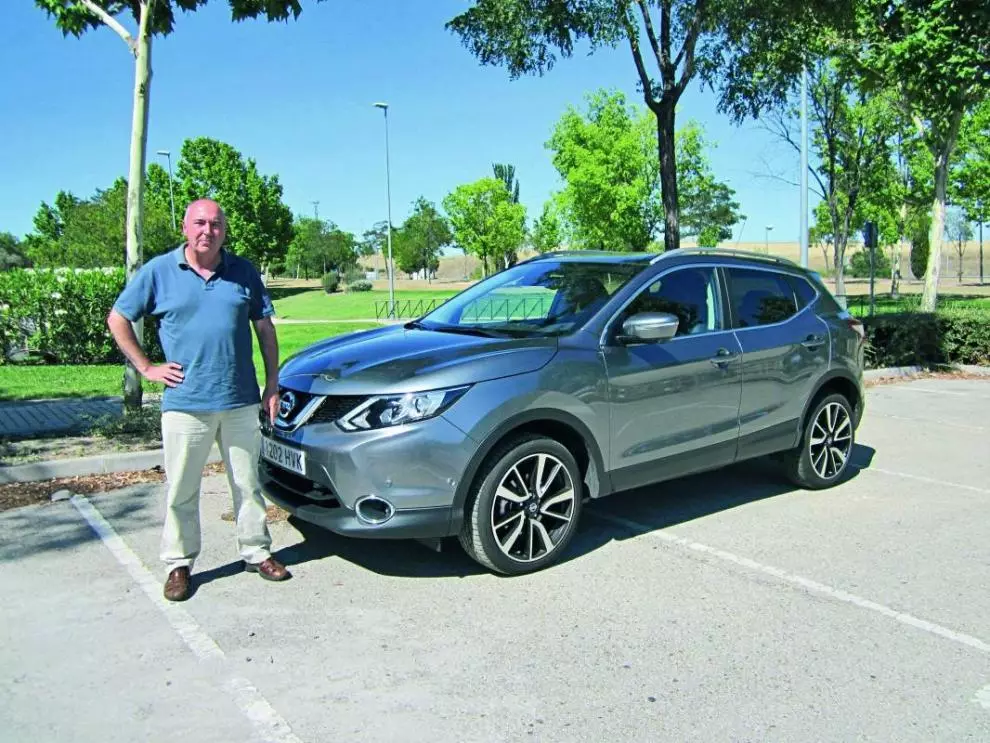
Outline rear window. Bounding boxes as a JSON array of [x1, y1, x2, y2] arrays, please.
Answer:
[[788, 275, 818, 309], [726, 268, 798, 327]]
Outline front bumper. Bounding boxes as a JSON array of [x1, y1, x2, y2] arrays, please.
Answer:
[[260, 465, 455, 538], [257, 411, 473, 540]]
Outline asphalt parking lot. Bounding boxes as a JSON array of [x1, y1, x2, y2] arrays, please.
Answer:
[[1, 377, 988, 742]]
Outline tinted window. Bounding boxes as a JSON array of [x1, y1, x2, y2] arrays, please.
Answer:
[[727, 268, 798, 327], [622, 268, 720, 337], [788, 275, 818, 309]]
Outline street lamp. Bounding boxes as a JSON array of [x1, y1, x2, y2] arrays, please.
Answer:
[[373, 102, 396, 319], [765, 224, 774, 254], [156, 149, 177, 232]]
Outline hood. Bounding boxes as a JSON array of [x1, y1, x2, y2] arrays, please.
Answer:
[[278, 324, 557, 395]]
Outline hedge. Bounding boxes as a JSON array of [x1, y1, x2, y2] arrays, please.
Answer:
[[0, 268, 164, 365], [863, 310, 990, 369]]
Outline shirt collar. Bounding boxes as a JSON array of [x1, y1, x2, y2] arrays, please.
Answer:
[[175, 244, 229, 273]]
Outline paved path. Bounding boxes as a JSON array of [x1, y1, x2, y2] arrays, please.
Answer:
[[0, 398, 125, 438]]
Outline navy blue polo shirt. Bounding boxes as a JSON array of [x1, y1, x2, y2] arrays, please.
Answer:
[[113, 246, 275, 412]]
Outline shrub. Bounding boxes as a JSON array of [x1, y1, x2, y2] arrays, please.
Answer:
[[848, 247, 891, 279], [346, 280, 372, 292], [863, 309, 990, 369], [909, 231, 929, 280], [0, 268, 164, 365], [343, 267, 367, 284], [322, 273, 340, 294]]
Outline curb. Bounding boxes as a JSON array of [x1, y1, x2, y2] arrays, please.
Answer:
[[0, 446, 222, 485], [863, 363, 990, 381]]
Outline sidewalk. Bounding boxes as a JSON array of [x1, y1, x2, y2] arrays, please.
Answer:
[[0, 397, 126, 438]]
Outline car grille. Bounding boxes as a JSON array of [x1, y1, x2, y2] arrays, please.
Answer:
[[309, 395, 367, 425], [261, 461, 340, 507]]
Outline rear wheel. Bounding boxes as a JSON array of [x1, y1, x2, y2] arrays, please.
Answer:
[[459, 434, 582, 575], [784, 393, 855, 489]]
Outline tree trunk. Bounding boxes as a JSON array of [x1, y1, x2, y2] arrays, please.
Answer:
[[123, 1, 154, 412], [655, 99, 679, 252], [833, 238, 847, 299], [920, 113, 963, 312]]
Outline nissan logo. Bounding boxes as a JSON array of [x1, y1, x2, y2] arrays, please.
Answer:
[[278, 391, 297, 420]]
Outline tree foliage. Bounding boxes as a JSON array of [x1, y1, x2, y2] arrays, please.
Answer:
[[443, 178, 526, 276], [447, 0, 853, 251], [284, 217, 358, 280], [173, 137, 294, 271], [394, 198, 453, 279]]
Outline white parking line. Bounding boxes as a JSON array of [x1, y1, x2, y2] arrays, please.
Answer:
[[71, 495, 303, 743], [590, 510, 990, 656], [975, 685, 990, 710], [852, 465, 990, 495]]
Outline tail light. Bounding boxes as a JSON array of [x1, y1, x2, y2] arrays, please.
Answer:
[[842, 313, 865, 343]]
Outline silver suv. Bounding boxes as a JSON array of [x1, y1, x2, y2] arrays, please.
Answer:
[[259, 248, 865, 575]]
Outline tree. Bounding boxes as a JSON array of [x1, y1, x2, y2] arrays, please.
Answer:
[[448, 0, 852, 252], [677, 121, 743, 246], [359, 221, 389, 274], [0, 233, 30, 271], [953, 101, 990, 284], [531, 201, 563, 254], [492, 163, 521, 265], [858, 0, 990, 310], [944, 208, 973, 282], [547, 90, 661, 251], [394, 198, 453, 280], [763, 58, 898, 296], [443, 178, 527, 276], [22, 176, 176, 268], [173, 137, 294, 274], [36, 0, 318, 410], [284, 217, 357, 279]]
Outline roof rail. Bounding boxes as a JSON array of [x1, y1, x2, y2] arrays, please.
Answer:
[[652, 247, 802, 268]]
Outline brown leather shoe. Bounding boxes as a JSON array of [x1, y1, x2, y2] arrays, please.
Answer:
[[163, 567, 191, 602], [244, 557, 291, 582]]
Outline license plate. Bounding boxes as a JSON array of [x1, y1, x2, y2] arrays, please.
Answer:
[[261, 436, 306, 475]]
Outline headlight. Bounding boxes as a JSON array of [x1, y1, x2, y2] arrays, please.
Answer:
[[337, 386, 470, 431]]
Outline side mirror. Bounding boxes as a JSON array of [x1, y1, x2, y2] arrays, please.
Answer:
[[619, 312, 679, 343]]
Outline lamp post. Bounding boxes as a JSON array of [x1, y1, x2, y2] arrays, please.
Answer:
[[373, 102, 396, 318], [155, 149, 177, 232], [765, 224, 774, 254]]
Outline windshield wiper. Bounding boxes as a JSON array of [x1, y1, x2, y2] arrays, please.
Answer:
[[404, 319, 429, 330], [428, 324, 507, 338]]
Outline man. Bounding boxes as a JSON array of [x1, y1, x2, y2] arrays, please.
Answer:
[[107, 199, 290, 602]]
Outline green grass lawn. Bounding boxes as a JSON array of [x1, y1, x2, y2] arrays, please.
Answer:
[[0, 322, 380, 401], [274, 289, 459, 321], [847, 293, 990, 316]]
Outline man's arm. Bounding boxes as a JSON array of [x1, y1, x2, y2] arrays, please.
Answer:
[[253, 316, 280, 423], [106, 309, 185, 387]]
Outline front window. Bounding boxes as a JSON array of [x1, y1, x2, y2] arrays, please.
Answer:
[[415, 259, 649, 337]]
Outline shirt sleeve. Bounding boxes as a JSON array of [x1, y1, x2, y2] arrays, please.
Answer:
[[112, 263, 157, 321], [248, 266, 276, 321]]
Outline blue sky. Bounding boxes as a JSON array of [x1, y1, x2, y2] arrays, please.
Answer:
[[1, 1, 805, 247]]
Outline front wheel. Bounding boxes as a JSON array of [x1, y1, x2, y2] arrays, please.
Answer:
[[459, 435, 583, 575], [784, 393, 856, 489]]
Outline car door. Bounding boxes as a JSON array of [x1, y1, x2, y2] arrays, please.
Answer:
[[723, 266, 830, 459], [602, 266, 743, 492]]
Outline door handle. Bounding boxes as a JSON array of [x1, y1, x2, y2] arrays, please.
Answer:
[[801, 334, 826, 350], [710, 348, 738, 368]]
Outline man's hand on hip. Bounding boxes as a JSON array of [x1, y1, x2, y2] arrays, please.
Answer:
[[143, 362, 185, 387]]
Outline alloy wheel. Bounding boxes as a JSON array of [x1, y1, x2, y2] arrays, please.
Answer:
[[808, 401, 852, 480], [490, 452, 577, 563]]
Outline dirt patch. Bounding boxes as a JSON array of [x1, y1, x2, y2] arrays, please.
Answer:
[[864, 369, 990, 387], [0, 460, 289, 523]]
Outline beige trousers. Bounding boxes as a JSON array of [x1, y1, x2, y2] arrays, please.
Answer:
[[160, 404, 271, 570]]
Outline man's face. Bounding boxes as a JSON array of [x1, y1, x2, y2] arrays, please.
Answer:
[[183, 201, 226, 256]]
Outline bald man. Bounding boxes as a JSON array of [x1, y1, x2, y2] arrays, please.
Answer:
[[108, 199, 290, 601]]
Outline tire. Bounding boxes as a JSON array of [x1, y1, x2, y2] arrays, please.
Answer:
[[459, 434, 583, 575], [784, 393, 856, 490]]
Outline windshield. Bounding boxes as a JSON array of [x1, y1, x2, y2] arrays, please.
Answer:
[[415, 259, 649, 337]]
